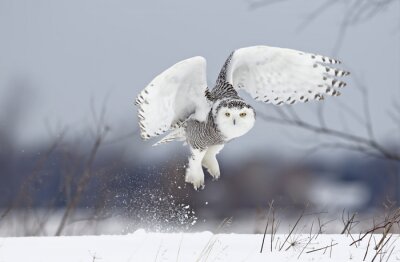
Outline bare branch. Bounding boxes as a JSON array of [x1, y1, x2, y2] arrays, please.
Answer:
[[55, 104, 110, 236], [0, 129, 66, 222], [249, 0, 398, 53], [258, 111, 400, 161]]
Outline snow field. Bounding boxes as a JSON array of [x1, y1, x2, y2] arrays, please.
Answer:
[[0, 230, 399, 262]]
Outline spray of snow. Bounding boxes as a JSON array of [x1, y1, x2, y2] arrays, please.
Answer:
[[102, 163, 197, 232]]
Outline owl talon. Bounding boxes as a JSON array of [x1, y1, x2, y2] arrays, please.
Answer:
[[211, 174, 220, 181], [208, 168, 220, 181], [185, 171, 204, 190]]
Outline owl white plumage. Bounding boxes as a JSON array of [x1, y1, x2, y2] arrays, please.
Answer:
[[135, 46, 350, 189]]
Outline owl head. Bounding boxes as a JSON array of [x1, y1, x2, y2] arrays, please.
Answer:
[[213, 100, 256, 140]]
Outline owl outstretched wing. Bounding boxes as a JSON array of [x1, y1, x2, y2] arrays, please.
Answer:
[[219, 46, 350, 105], [135, 56, 209, 140]]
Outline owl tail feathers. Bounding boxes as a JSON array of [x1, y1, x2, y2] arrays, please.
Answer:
[[152, 128, 186, 147]]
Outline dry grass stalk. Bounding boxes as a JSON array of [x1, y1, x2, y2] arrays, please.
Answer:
[[260, 200, 274, 253], [306, 242, 338, 254], [279, 207, 306, 251]]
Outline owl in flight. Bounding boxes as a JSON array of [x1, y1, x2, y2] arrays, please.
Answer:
[[135, 46, 349, 189]]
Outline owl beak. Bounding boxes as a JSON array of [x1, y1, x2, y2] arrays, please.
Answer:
[[233, 119, 236, 125]]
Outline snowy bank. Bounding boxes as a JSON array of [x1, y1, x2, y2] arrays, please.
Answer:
[[0, 230, 399, 261]]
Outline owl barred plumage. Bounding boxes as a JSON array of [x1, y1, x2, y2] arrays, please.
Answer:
[[135, 45, 350, 189], [184, 113, 224, 150]]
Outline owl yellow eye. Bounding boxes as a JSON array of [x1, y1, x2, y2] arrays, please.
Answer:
[[225, 112, 231, 117], [240, 112, 247, 117]]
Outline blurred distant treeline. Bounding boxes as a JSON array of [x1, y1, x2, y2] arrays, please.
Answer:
[[1, 124, 400, 234]]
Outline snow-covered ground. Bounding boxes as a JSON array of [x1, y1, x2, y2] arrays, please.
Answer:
[[1, 230, 399, 262]]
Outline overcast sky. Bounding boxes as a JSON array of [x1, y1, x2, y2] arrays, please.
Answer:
[[0, 0, 399, 160]]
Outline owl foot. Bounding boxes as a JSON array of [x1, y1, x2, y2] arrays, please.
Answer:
[[185, 167, 205, 190], [202, 145, 224, 181], [185, 148, 206, 190], [203, 161, 220, 181]]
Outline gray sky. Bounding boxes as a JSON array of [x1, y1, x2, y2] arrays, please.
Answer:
[[0, 0, 399, 160]]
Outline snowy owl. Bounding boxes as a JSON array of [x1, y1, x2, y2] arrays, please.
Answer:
[[135, 46, 349, 189]]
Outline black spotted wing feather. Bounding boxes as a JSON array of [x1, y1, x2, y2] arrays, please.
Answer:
[[135, 56, 210, 140], [221, 46, 350, 105]]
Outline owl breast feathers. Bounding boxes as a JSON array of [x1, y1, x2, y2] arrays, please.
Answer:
[[135, 45, 350, 189]]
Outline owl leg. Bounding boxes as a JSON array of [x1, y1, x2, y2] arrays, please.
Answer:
[[185, 148, 206, 190], [202, 145, 224, 180]]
